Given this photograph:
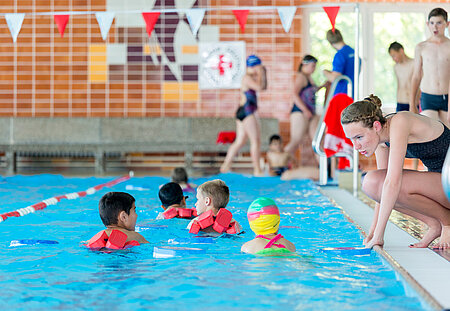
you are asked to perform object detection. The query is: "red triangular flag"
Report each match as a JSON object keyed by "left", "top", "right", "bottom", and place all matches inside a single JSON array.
[
  {"left": 232, "top": 10, "right": 249, "bottom": 33},
  {"left": 54, "top": 14, "right": 70, "bottom": 38},
  {"left": 323, "top": 6, "right": 340, "bottom": 33},
  {"left": 142, "top": 12, "right": 160, "bottom": 38}
]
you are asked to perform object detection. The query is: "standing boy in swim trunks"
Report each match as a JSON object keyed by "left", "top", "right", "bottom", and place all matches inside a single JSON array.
[
  {"left": 187, "top": 179, "right": 242, "bottom": 234},
  {"left": 410, "top": 8, "right": 450, "bottom": 126},
  {"left": 388, "top": 42, "right": 416, "bottom": 112},
  {"left": 87, "top": 192, "right": 149, "bottom": 248},
  {"left": 266, "top": 134, "right": 296, "bottom": 176}
]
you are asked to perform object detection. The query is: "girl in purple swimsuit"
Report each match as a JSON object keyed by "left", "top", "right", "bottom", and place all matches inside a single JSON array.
[
  {"left": 221, "top": 55, "right": 267, "bottom": 176},
  {"left": 284, "top": 55, "right": 328, "bottom": 160}
]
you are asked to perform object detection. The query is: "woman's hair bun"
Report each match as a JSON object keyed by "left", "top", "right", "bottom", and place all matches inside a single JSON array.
[{"left": 364, "top": 94, "right": 382, "bottom": 108}]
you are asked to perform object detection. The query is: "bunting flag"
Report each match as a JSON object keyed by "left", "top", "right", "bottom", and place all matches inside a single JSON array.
[
  {"left": 95, "top": 12, "right": 115, "bottom": 40},
  {"left": 323, "top": 6, "right": 340, "bottom": 33},
  {"left": 54, "top": 14, "right": 70, "bottom": 38},
  {"left": 142, "top": 12, "right": 161, "bottom": 38},
  {"left": 277, "top": 6, "right": 296, "bottom": 33},
  {"left": 186, "top": 8, "right": 205, "bottom": 36},
  {"left": 232, "top": 10, "right": 249, "bottom": 33},
  {"left": 5, "top": 13, "right": 25, "bottom": 42}
]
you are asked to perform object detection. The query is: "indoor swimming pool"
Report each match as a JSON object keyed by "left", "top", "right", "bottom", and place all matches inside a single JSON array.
[{"left": 0, "top": 173, "right": 431, "bottom": 310}]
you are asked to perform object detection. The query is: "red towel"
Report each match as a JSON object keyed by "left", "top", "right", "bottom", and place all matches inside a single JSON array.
[
  {"left": 216, "top": 131, "right": 236, "bottom": 144},
  {"left": 323, "top": 94, "right": 354, "bottom": 169}
]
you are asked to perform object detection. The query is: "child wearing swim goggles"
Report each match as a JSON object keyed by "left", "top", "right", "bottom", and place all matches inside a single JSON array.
[{"left": 241, "top": 197, "right": 296, "bottom": 255}]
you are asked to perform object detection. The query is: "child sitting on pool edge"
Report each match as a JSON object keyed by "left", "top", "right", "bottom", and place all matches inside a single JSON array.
[
  {"left": 86, "top": 192, "right": 149, "bottom": 249},
  {"left": 157, "top": 182, "right": 197, "bottom": 220},
  {"left": 187, "top": 179, "right": 243, "bottom": 235},
  {"left": 241, "top": 197, "right": 296, "bottom": 255},
  {"left": 266, "top": 134, "right": 296, "bottom": 176}
]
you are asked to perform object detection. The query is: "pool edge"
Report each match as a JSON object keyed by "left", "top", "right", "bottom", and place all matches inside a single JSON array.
[{"left": 320, "top": 187, "right": 448, "bottom": 311}]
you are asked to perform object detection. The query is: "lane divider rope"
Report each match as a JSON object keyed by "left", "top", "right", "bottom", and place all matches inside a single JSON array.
[{"left": 0, "top": 171, "right": 134, "bottom": 223}]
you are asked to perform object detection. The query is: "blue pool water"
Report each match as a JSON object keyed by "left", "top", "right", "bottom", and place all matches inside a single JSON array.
[{"left": 0, "top": 173, "right": 430, "bottom": 310}]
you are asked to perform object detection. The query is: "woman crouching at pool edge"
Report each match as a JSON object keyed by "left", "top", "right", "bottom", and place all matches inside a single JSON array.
[{"left": 341, "top": 94, "right": 450, "bottom": 249}]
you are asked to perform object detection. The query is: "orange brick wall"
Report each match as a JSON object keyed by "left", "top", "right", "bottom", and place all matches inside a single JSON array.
[{"left": 0, "top": 0, "right": 446, "bottom": 169}]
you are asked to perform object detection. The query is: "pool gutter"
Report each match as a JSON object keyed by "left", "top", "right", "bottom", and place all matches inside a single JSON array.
[{"left": 320, "top": 187, "right": 449, "bottom": 311}]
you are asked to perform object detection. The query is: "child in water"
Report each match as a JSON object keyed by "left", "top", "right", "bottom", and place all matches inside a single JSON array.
[
  {"left": 86, "top": 192, "right": 149, "bottom": 249},
  {"left": 241, "top": 197, "right": 296, "bottom": 255},
  {"left": 187, "top": 179, "right": 242, "bottom": 235},
  {"left": 156, "top": 182, "right": 196, "bottom": 220},
  {"left": 171, "top": 167, "right": 196, "bottom": 193}
]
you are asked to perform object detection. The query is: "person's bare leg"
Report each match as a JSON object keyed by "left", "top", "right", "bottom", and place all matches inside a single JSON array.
[
  {"left": 362, "top": 169, "right": 450, "bottom": 248},
  {"left": 243, "top": 114, "right": 262, "bottom": 176},
  {"left": 284, "top": 112, "right": 308, "bottom": 158},
  {"left": 220, "top": 120, "right": 248, "bottom": 173},
  {"left": 438, "top": 110, "right": 450, "bottom": 128}
]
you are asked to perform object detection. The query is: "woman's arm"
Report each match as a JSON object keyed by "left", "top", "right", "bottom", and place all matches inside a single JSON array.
[
  {"left": 366, "top": 115, "right": 410, "bottom": 248},
  {"left": 242, "top": 66, "right": 267, "bottom": 92},
  {"left": 364, "top": 145, "right": 389, "bottom": 244}
]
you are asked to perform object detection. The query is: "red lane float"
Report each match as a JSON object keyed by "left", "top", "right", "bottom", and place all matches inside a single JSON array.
[{"left": 0, "top": 172, "right": 133, "bottom": 223}]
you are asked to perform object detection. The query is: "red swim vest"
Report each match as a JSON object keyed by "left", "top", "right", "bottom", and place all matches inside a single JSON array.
[
  {"left": 189, "top": 209, "right": 238, "bottom": 234},
  {"left": 86, "top": 229, "right": 140, "bottom": 250}
]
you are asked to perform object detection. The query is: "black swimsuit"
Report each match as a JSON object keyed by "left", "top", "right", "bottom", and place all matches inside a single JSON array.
[{"left": 386, "top": 124, "right": 450, "bottom": 173}]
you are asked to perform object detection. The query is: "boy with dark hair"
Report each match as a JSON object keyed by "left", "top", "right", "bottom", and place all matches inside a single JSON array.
[
  {"left": 323, "top": 28, "right": 356, "bottom": 98},
  {"left": 157, "top": 182, "right": 196, "bottom": 219},
  {"left": 86, "top": 192, "right": 148, "bottom": 249},
  {"left": 410, "top": 7, "right": 450, "bottom": 126},
  {"left": 388, "top": 41, "right": 415, "bottom": 112}
]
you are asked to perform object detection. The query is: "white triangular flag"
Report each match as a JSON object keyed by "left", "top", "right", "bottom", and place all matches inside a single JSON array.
[
  {"left": 277, "top": 6, "right": 296, "bottom": 33},
  {"left": 5, "top": 13, "right": 25, "bottom": 43},
  {"left": 95, "top": 12, "right": 115, "bottom": 40},
  {"left": 186, "top": 8, "right": 205, "bottom": 36}
]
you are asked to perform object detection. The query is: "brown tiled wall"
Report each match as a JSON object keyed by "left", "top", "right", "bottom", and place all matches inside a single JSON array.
[{"left": 0, "top": 0, "right": 445, "bottom": 169}]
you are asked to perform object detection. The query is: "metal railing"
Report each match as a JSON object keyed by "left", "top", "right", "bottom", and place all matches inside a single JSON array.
[{"left": 311, "top": 75, "right": 354, "bottom": 187}]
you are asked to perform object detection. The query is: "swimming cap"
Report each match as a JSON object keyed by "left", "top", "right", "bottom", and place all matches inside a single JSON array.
[
  {"left": 247, "top": 197, "right": 280, "bottom": 235},
  {"left": 246, "top": 55, "right": 262, "bottom": 67}
]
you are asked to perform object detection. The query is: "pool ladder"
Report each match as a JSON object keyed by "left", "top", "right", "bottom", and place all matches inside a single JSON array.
[{"left": 311, "top": 76, "right": 357, "bottom": 191}]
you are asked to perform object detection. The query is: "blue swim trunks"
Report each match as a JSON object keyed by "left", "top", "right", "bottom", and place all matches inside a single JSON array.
[
  {"left": 420, "top": 93, "right": 448, "bottom": 112},
  {"left": 396, "top": 103, "right": 409, "bottom": 112}
]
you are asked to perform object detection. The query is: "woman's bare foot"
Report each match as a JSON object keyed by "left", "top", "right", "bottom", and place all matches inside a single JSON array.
[
  {"left": 433, "top": 226, "right": 450, "bottom": 250},
  {"left": 409, "top": 222, "right": 442, "bottom": 248}
]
